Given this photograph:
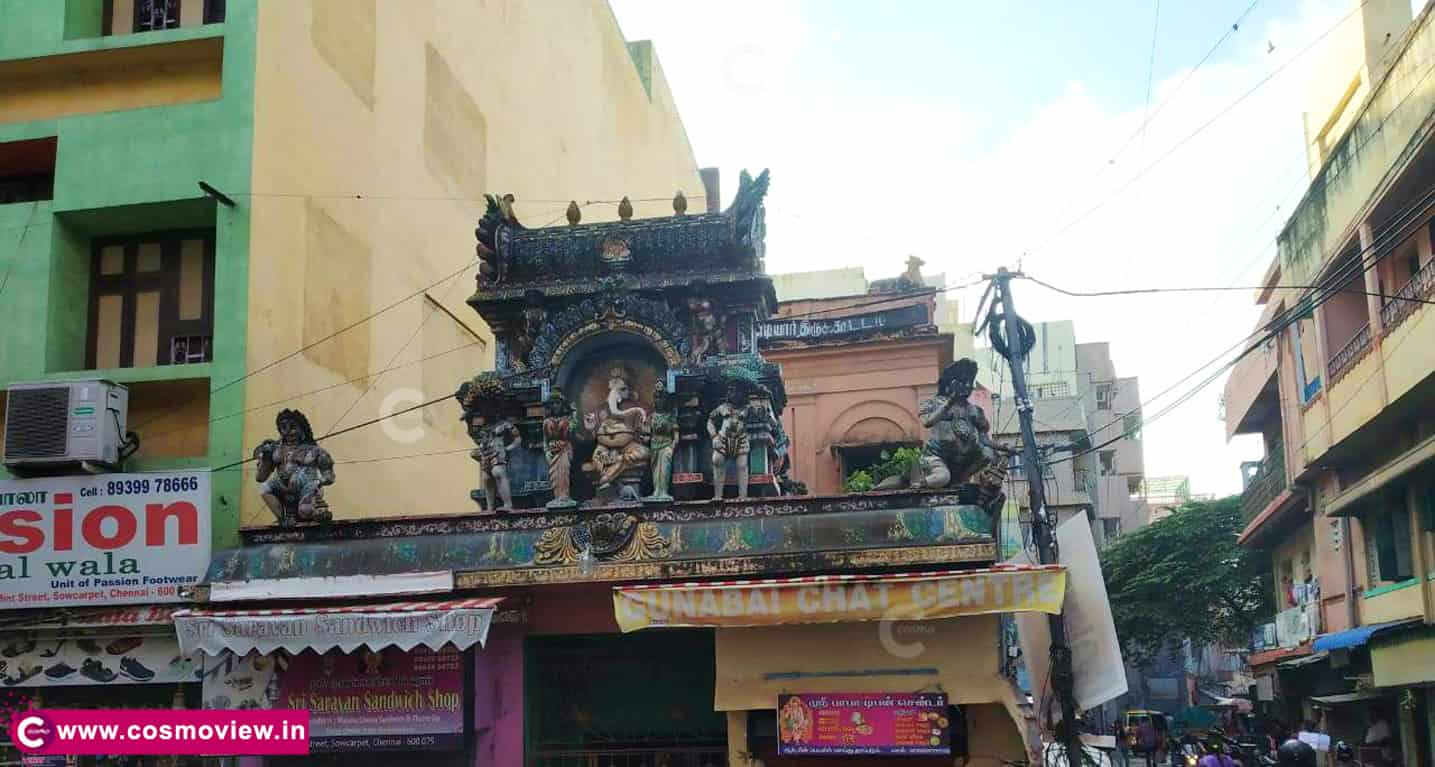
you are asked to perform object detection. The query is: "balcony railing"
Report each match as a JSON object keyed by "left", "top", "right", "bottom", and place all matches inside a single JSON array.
[
  {"left": 1327, "top": 323, "right": 1372, "bottom": 385},
  {"left": 1240, "top": 444, "right": 1285, "bottom": 524},
  {"left": 1379, "top": 258, "right": 1435, "bottom": 332}
]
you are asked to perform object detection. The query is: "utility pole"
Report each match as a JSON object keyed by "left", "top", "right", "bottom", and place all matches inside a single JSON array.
[{"left": 990, "top": 267, "right": 1085, "bottom": 767}]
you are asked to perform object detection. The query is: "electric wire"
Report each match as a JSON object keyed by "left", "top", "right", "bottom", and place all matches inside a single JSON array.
[
  {"left": 1024, "top": 0, "right": 1370, "bottom": 261},
  {"left": 1042, "top": 180, "right": 1435, "bottom": 467}
]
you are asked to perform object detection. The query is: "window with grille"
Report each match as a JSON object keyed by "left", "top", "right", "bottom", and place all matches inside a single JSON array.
[
  {"left": 1365, "top": 501, "right": 1414, "bottom": 585},
  {"left": 1031, "top": 381, "right": 1070, "bottom": 399},
  {"left": 1122, "top": 413, "right": 1142, "bottom": 440},
  {"left": 87, "top": 231, "right": 215, "bottom": 370},
  {"left": 1099, "top": 450, "right": 1116, "bottom": 476},
  {"left": 1096, "top": 383, "right": 1113, "bottom": 410},
  {"left": 102, "top": 0, "right": 226, "bottom": 35}
]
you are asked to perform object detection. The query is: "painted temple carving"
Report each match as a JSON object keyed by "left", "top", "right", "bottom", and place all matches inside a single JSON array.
[
  {"left": 251, "top": 409, "right": 335, "bottom": 525},
  {"left": 457, "top": 170, "right": 794, "bottom": 511}
]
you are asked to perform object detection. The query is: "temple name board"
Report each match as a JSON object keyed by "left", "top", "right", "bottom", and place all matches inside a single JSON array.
[{"left": 757, "top": 304, "right": 928, "bottom": 342}]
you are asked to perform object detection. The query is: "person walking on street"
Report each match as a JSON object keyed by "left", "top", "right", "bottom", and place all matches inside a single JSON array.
[{"left": 1138, "top": 718, "right": 1159, "bottom": 766}]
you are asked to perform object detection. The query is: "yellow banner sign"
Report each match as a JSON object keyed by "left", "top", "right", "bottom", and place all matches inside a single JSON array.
[{"left": 614, "top": 567, "right": 1066, "bottom": 632}]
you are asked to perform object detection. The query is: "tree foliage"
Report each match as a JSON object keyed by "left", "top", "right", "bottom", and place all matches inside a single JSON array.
[{"left": 1100, "top": 495, "right": 1273, "bottom": 665}]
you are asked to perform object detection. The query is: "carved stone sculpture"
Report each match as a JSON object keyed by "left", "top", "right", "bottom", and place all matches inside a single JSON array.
[
  {"left": 474, "top": 417, "right": 522, "bottom": 513},
  {"left": 253, "top": 409, "right": 334, "bottom": 525},
  {"left": 708, "top": 376, "right": 754, "bottom": 500},
  {"left": 510, "top": 304, "right": 546, "bottom": 371},
  {"left": 916, "top": 358, "right": 1001, "bottom": 491},
  {"left": 542, "top": 392, "right": 578, "bottom": 509},
  {"left": 687, "top": 297, "right": 723, "bottom": 363},
  {"left": 645, "top": 381, "right": 678, "bottom": 502},
  {"left": 579, "top": 366, "right": 650, "bottom": 502}
]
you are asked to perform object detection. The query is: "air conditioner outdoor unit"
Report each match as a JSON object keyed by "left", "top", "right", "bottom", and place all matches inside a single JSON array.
[{"left": 3, "top": 379, "right": 129, "bottom": 473}]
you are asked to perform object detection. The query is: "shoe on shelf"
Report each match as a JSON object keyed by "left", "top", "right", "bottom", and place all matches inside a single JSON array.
[{"left": 81, "top": 658, "right": 118, "bottom": 683}]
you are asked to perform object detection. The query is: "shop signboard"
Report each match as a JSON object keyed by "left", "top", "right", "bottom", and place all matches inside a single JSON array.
[
  {"left": 757, "top": 303, "right": 929, "bottom": 343},
  {"left": 0, "top": 634, "right": 200, "bottom": 687},
  {"left": 276, "top": 647, "right": 465, "bottom": 752},
  {"left": 0, "top": 470, "right": 211, "bottom": 609},
  {"left": 614, "top": 566, "right": 1065, "bottom": 632},
  {"left": 776, "top": 693, "right": 950, "bottom": 756}
]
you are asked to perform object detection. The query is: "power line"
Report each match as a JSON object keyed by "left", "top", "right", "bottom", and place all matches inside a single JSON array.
[
  {"left": 1028, "top": 47, "right": 1435, "bottom": 456},
  {"left": 1045, "top": 180, "right": 1435, "bottom": 465},
  {"left": 325, "top": 262, "right": 477, "bottom": 434},
  {"left": 773, "top": 277, "right": 989, "bottom": 321},
  {"left": 1138, "top": 0, "right": 1164, "bottom": 157},
  {"left": 1025, "top": 0, "right": 1368, "bottom": 260},
  {"left": 207, "top": 256, "right": 481, "bottom": 397},
  {"left": 210, "top": 391, "right": 454, "bottom": 473},
  {"left": 133, "top": 339, "right": 485, "bottom": 443},
  {"left": 1021, "top": 275, "right": 1435, "bottom": 307}
]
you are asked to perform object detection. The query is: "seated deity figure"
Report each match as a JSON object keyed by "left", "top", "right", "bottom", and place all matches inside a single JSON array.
[
  {"left": 580, "top": 366, "right": 651, "bottom": 500},
  {"left": 916, "top": 358, "right": 1001, "bottom": 489}
]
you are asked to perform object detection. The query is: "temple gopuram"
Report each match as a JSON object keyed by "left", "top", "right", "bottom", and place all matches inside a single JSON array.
[{"left": 179, "top": 171, "right": 1056, "bottom": 767}]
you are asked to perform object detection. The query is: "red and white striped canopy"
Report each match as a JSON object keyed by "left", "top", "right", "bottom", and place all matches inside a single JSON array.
[{"left": 173, "top": 596, "right": 503, "bottom": 656}]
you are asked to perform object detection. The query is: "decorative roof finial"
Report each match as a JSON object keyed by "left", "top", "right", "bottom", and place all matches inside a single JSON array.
[
  {"left": 566, "top": 200, "right": 581, "bottom": 226},
  {"left": 618, "top": 196, "right": 634, "bottom": 221},
  {"left": 673, "top": 190, "right": 688, "bottom": 216}
]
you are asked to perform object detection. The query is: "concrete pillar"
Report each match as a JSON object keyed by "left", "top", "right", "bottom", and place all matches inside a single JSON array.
[
  {"left": 1359, "top": 222, "right": 1385, "bottom": 334},
  {"left": 726, "top": 710, "right": 750, "bottom": 767}
]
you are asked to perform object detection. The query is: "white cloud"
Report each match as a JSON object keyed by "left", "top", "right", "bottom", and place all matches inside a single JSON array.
[{"left": 611, "top": 0, "right": 1382, "bottom": 496}]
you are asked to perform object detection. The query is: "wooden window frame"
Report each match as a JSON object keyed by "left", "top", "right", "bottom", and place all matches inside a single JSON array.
[
  {"left": 86, "top": 230, "right": 216, "bottom": 370},
  {"left": 102, "top": 0, "right": 224, "bottom": 35}
]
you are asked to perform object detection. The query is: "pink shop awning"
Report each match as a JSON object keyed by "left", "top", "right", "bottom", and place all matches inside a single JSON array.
[{"left": 172, "top": 596, "right": 502, "bottom": 656}]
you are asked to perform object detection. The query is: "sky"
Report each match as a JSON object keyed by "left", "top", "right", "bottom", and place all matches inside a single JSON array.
[{"left": 609, "top": 0, "right": 1424, "bottom": 498}]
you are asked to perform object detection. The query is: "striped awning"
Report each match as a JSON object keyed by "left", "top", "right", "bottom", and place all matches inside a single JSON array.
[
  {"left": 173, "top": 597, "right": 502, "bottom": 656},
  {"left": 613, "top": 565, "right": 1066, "bottom": 632}
]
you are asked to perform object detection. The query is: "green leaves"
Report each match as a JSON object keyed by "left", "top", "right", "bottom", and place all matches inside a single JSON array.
[{"left": 1100, "top": 496, "right": 1274, "bottom": 665}]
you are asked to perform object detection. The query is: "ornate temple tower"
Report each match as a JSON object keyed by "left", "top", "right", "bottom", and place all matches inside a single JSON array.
[{"left": 458, "top": 171, "right": 793, "bottom": 510}]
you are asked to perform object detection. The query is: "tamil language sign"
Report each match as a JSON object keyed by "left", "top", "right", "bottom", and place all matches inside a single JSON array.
[
  {"left": 174, "top": 600, "right": 498, "bottom": 657},
  {"left": 279, "top": 647, "right": 465, "bottom": 752},
  {"left": 777, "top": 692, "right": 951, "bottom": 756},
  {"left": 757, "top": 303, "right": 928, "bottom": 343},
  {"left": 0, "top": 471, "right": 211, "bottom": 609},
  {"left": 613, "top": 566, "right": 1066, "bottom": 632}
]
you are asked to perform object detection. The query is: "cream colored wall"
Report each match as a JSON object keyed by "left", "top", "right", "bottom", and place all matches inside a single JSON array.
[
  {"left": 1301, "top": 0, "right": 1411, "bottom": 174},
  {"left": 241, "top": 0, "right": 703, "bottom": 525}
]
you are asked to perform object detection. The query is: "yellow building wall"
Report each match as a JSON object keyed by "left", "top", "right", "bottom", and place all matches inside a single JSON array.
[
  {"left": 1361, "top": 579, "right": 1425, "bottom": 624},
  {"left": 1382, "top": 303, "right": 1435, "bottom": 402},
  {"left": 0, "top": 37, "right": 223, "bottom": 125},
  {"left": 241, "top": 0, "right": 704, "bottom": 526}
]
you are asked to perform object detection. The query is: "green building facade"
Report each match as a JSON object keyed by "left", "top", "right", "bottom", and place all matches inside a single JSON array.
[{"left": 0, "top": 0, "right": 259, "bottom": 550}]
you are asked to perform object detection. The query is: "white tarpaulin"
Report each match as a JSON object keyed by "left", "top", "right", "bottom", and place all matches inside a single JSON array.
[
  {"left": 1012, "top": 514, "right": 1128, "bottom": 712},
  {"left": 173, "top": 596, "right": 501, "bottom": 656}
]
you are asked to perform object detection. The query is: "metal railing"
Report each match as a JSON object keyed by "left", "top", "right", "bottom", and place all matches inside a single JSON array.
[
  {"left": 1379, "top": 257, "right": 1435, "bottom": 332},
  {"left": 1240, "top": 444, "right": 1286, "bottom": 524},
  {"left": 1327, "top": 323, "right": 1372, "bottom": 385}
]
